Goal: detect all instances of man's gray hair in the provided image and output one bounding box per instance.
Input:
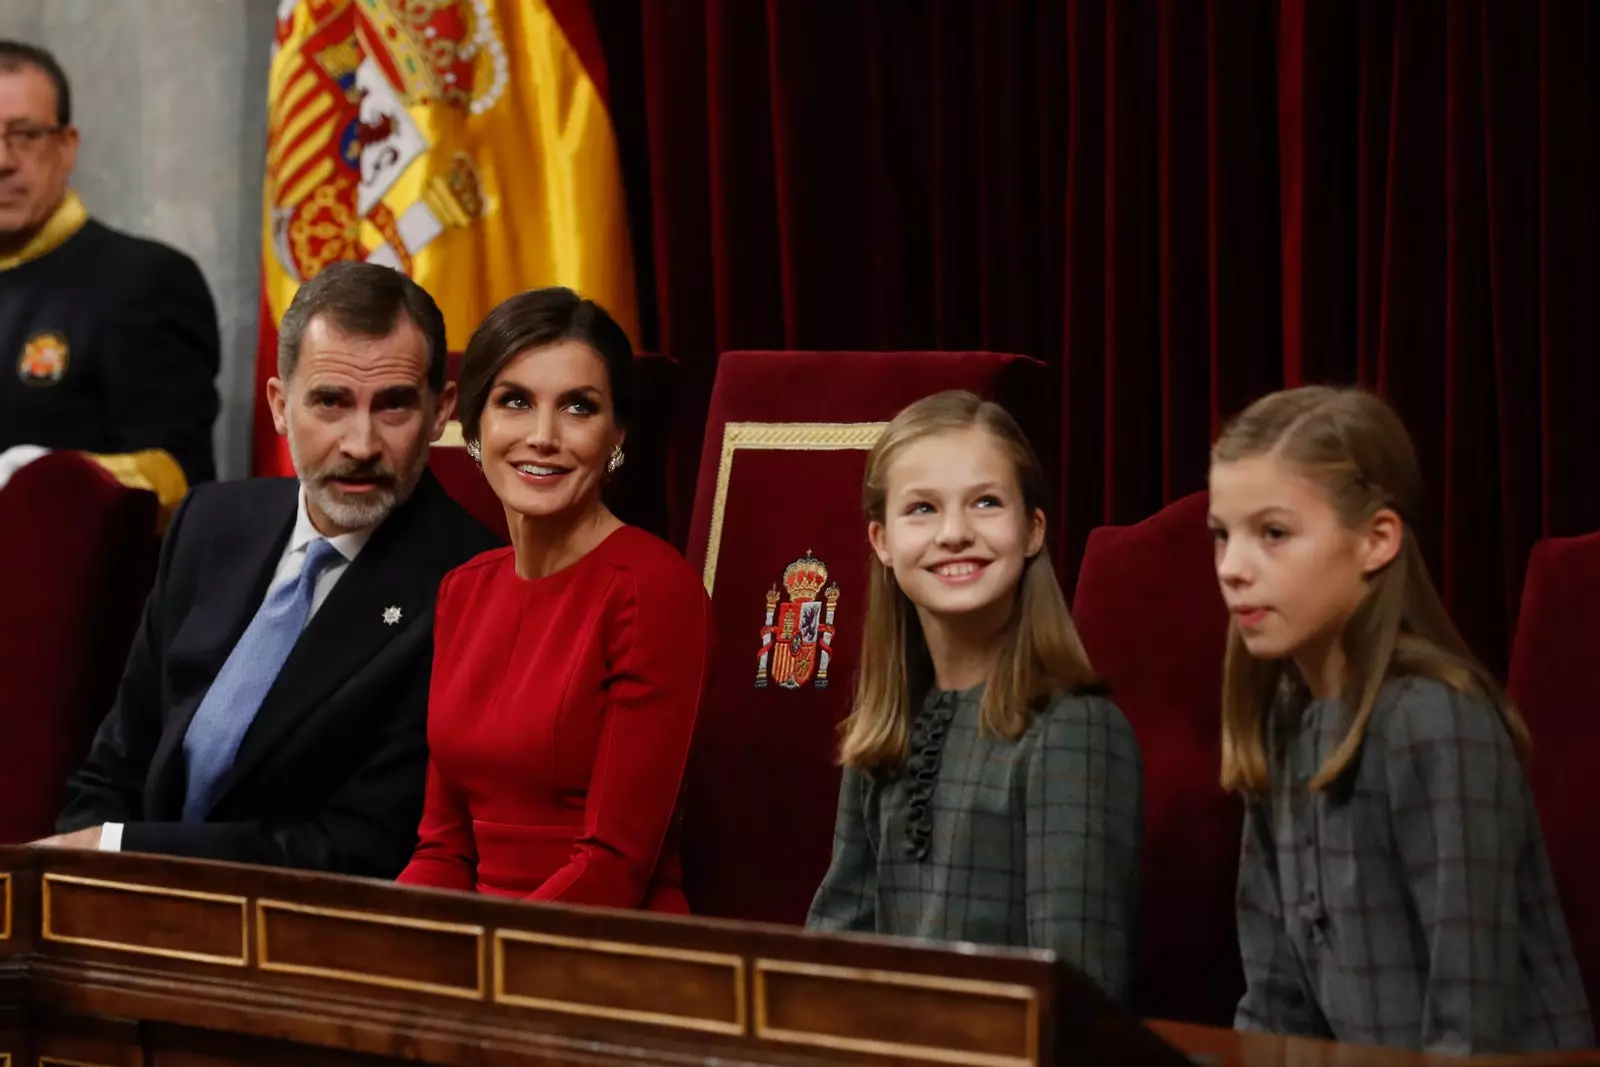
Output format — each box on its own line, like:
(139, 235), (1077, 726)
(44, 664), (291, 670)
(276, 262), (449, 391)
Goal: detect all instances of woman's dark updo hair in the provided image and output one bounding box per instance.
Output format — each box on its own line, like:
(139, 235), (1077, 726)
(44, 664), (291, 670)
(457, 287), (635, 444)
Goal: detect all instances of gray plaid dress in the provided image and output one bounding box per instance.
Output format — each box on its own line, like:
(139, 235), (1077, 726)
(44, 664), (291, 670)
(1235, 675), (1593, 1055)
(806, 685), (1143, 1004)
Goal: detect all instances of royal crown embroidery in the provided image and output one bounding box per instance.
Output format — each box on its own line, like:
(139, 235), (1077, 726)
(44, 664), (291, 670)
(756, 551), (840, 690)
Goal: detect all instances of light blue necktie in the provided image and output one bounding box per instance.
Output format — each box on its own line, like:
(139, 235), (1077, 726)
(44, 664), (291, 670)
(181, 537), (342, 821)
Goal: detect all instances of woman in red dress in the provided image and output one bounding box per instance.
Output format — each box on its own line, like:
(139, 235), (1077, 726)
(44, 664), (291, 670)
(396, 289), (712, 912)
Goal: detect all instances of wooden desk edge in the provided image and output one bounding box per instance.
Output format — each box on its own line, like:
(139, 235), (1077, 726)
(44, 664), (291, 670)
(1149, 1019), (1600, 1066)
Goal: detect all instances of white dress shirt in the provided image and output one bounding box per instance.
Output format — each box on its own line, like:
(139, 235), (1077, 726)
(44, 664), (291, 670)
(100, 491), (374, 851)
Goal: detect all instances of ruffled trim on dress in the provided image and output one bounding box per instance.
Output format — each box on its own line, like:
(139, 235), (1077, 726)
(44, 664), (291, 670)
(902, 694), (959, 861)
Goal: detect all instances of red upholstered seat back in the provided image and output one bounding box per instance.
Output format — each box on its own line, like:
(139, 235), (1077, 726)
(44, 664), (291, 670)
(428, 445), (504, 540)
(0, 453), (158, 843)
(428, 352), (676, 543)
(1071, 491), (1243, 1025)
(680, 350), (1048, 925)
(1507, 532), (1600, 1022)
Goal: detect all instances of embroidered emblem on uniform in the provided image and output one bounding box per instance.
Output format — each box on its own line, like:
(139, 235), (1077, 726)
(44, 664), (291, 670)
(17, 331), (68, 385)
(756, 551), (840, 690)
(381, 605), (402, 626)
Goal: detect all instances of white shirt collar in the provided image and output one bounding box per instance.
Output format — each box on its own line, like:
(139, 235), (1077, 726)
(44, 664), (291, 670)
(289, 490), (376, 564)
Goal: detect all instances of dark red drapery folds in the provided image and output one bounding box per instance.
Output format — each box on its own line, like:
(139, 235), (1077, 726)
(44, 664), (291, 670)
(595, 0), (1600, 671)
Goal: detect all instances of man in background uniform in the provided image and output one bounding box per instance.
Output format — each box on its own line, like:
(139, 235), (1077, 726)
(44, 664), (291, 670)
(0, 40), (219, 502)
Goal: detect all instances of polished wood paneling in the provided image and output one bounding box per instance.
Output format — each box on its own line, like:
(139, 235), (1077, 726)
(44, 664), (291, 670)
(0, 848), (1596, 1067)
(755, 958), (1037, 1067)
(28, 1011), (141, 1067)
(142, 1019), (419, 1067)
(494, 929), (744, 1033)
(256, 900), (483, 999)
(41, 874), (245, 966)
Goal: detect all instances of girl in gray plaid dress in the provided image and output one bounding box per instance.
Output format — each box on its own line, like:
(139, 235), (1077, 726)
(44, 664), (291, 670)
(1209, 386), (1592, 1055)
(805, 392), (1144, 1005)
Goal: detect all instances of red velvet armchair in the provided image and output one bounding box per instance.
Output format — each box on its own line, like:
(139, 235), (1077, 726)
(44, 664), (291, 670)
(1507, 531), (1600, 1022)
(427, 352), (676, 543)
(0, 453), (159, 843)
(679, 349), (1047, 926)
(1071, 491), (1243, 1026)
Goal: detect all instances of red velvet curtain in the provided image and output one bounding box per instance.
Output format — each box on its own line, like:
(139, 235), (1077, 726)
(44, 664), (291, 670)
(596, 0), (1600, 670)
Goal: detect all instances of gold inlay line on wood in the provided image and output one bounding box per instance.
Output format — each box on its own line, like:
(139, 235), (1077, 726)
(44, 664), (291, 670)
(40, 874), (248, 967)
(0, 873), (11, 940)
(703, 421), (887, 596)
(41, 1058), (120, 1067)
(494, 929), (747, 1036)
(256, 900), (486, 1000)
(754, 958), (1040, 1067)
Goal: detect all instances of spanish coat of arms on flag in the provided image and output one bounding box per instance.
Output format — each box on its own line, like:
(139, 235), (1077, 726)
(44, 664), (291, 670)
(254, 0), (637, 475)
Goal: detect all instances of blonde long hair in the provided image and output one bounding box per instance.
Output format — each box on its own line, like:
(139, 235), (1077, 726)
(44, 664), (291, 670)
(838, 391), (1101, 771)
(1213, 386), (1530, 795)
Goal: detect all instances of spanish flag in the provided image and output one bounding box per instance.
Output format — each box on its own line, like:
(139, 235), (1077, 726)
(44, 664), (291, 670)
(253, 0), (636, 476)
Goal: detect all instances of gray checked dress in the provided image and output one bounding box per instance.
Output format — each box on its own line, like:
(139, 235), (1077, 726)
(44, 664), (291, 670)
(1235, 675), (1593, 1055)
(806, 685), (1144, 1004)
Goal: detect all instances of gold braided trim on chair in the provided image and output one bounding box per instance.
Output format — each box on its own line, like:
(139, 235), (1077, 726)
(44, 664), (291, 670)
(702, 421), (888, 597)
(86, 448), (189, 512)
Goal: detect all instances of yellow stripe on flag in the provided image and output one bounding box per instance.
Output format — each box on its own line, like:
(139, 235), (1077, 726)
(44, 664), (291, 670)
(269, 73), (325, 151)
(269, 68), (317, 127)
(280, 158), (337, 210)
(271, 94), (335, 171)
(274, 118), (337, 189)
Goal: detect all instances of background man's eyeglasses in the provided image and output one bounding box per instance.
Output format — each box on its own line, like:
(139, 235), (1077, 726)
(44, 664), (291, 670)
(0, 125), (66, 156)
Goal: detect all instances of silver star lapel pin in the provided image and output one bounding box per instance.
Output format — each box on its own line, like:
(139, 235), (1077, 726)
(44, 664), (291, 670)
(381, 605), (403, 626)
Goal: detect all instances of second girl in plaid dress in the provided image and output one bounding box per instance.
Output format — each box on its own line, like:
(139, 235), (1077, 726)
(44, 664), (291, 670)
(1209, 387), (1591, 1055)
(805, 391), (1144, 1004)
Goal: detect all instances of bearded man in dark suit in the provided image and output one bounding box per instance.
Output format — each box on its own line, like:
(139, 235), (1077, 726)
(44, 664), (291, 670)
(44, 261), (499, 877)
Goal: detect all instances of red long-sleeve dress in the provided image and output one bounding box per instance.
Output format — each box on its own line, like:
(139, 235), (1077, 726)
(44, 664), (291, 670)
(397, 526), (712, 911)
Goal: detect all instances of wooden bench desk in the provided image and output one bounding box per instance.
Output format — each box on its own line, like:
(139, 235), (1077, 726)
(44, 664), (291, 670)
(0, 848), (1593, 1067)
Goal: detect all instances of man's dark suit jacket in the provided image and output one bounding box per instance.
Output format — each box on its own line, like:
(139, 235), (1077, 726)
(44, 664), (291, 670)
(57, 469), (500, 877)
(0, 218), (220, 485)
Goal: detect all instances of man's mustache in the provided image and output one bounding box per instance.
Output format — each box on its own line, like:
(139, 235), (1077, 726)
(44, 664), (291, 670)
(315, 461), (397, 487)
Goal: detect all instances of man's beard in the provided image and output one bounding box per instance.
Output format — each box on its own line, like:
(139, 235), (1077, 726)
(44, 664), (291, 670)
(288, 434), (422, 532)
